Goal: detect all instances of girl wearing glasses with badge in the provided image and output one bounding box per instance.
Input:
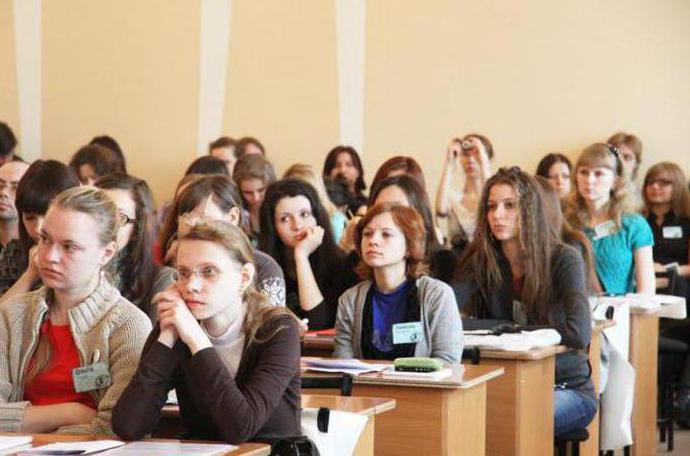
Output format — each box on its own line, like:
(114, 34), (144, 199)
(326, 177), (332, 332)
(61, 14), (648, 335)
(113, 221), (301, 443)
(333, 203), (462, 364)
(95, 173), (175, 320)
(435, 134), (493, 250)
(0, 187), (151, 434)
(453, 167), (595, 436)
(565, 143), (655, 295)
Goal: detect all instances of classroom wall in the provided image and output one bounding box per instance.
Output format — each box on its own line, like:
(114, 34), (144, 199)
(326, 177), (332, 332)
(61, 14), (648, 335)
(2, 0), (689, 203)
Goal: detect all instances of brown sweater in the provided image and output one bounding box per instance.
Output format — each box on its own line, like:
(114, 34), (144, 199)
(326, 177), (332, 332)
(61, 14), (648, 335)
(112, 314), (301, 444)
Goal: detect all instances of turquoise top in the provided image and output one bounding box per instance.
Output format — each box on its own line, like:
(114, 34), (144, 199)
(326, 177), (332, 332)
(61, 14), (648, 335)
(330, 210), (347, 244)
(585, 213), (654, 294)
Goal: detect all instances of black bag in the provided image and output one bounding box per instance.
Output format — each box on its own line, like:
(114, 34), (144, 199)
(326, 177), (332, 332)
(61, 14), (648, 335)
(270, 436), (320, 456)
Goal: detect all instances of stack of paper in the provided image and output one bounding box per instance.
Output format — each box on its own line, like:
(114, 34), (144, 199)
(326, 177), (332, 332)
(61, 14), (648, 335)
(463, 329), (562, 351)
(101, 442), (236, 455)
(0, 436), (32, 454)
(302, 358), (389, 376)
(21, 440), (124, 454)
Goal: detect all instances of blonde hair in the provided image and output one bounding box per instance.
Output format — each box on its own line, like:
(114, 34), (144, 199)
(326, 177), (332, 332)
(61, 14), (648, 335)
(178, 219), (299, 345)
(566, 143), (630, 229)
(25, 186), (119, 385)
(283, 163), (339, 218)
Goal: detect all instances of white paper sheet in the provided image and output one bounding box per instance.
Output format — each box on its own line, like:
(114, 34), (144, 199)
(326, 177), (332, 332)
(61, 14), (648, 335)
(0, 436), (32, 451)
(101, 442), (236, 456)
(303, 358), (389, 376)
(23, 440), (124, 454)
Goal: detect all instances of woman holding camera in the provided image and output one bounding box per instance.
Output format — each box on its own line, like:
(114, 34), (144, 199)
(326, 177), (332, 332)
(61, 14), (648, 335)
(435, 134), (493, 249)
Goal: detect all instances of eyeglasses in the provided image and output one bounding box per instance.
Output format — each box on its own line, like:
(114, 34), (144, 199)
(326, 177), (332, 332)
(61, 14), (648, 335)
(646, 178), (673, 187)
(0, 181), (19, 194)
(117, 211), (136, 226)
(172, 265), (223, 283)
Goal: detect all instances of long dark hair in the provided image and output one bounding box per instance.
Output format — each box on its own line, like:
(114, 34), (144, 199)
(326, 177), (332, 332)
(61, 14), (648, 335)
(323, 146), (366, 194)
(158, 174), (243, 265)
(369, 175), (441, 259)
(535, 153), (572, 179)
(259, 179), (343, 283)
(15, 160), (80, 259)
(456, 167), (566, 324)
(69, 144), (125, 183)
(95, 173), (157, 306)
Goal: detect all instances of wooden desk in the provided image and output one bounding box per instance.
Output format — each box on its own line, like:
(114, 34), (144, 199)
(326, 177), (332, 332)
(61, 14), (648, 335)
(581, 319), (617, 456)
(302, 395), (396, 456)
(629, 307), (660, 456)
(302, 334), (335, 357)
(0, 432), (270, 455)
(464, 345), (565, 456)
(304, 363), (503, 455)
(161, 395), (396, 456)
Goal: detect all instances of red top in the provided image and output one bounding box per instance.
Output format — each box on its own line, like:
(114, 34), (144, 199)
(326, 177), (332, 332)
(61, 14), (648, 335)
(24, 320), (97, 409)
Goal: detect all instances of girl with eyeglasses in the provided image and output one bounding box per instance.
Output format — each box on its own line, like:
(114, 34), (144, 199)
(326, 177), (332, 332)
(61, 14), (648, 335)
(95, 173), (175, 320)
(453, 167), (595, 436)
(113, 221), (301, 444)
(435, 134), (493, 249)
(0, 187), (151, 434)
(565, 143), (655, 295)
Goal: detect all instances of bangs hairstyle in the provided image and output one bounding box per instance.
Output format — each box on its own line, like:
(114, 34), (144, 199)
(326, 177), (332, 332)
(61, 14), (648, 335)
(370, 156), (426, 192)
(456, 167), (559, 324)
(178, 220), (298, 345)
(354, 203), (428, 280)
(369, 175), (441, 258)
(15, 160), (80, 257)
(643, 162), (690, 219)
(95, 173), (157, 305)
(159, 174), (243, 266)
(323, 145), (366, 193)
(566, 143), (629, 229)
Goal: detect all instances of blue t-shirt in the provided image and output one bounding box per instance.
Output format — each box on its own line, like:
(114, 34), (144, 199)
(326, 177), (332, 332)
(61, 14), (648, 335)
(330, 211), (347, 245)
(372, 281), (409, 352)
(585, 213), (654, 294)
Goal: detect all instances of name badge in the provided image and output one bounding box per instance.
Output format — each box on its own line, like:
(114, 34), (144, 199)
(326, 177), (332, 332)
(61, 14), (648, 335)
(663, 226), (683, 239)
(594, 220), (617, 240)
(72, 362), (111, 393)
(392, 322), (423, 344)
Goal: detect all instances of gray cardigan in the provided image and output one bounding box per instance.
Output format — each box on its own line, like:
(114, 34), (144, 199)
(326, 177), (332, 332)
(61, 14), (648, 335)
(333, 276), (463, 364)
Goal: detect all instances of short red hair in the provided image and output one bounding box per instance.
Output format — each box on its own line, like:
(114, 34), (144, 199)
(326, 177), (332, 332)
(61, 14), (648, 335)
(354, 203), (428, 279)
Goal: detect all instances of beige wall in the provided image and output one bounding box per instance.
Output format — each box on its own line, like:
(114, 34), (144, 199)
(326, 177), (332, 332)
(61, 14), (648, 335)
(0, 0), (20, 145)
(2, 0), (690, 203)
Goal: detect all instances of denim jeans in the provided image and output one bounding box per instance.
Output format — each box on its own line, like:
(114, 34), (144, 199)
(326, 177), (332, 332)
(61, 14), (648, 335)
(554, 388), (597, 436)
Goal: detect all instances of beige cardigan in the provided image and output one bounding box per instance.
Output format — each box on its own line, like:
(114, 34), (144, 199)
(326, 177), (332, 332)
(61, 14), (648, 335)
(0, 278), (152, 434)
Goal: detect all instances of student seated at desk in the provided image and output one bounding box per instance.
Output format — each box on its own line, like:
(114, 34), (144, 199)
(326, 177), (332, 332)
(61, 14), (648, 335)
(0, 187), (152, 434)
(113, 221), (301, 444)
(564, 143), (655, 295)
(334, 203), (462, 364)
(453, 167), (596, 436)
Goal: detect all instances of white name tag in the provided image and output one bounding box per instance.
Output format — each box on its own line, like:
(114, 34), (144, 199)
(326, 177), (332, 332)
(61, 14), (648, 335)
(73, 362), (111, 393)
(392, 322), (423, 344)
(663, 226), (683, 239)
(593, 220), (617, 240)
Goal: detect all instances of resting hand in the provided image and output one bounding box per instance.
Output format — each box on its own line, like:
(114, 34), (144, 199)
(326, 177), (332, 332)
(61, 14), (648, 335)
(157, 290), (211, 354)
(294, 226), (325, 258)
